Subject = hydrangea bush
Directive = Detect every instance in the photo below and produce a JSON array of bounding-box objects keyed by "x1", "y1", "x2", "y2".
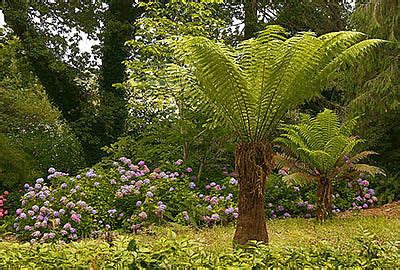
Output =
[
  {"x1": 76, "y1": 158, "x2": 240, "y2": 232},
  {"x1": 9, "y1": 157, "x2": 380, "y2": 243},
  {"x1": 265, "y1": 172, "x2": 379, "y2": 218},
  {"x1": 13, "y1": 168, "x2": 97, "y2": 243}
]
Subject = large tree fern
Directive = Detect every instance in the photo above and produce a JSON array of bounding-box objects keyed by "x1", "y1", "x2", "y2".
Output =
[{"x1": 171, "y1": 25, "x2": 383, "y2": 244}]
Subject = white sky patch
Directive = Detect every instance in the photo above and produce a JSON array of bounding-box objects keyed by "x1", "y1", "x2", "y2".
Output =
[{"x1": 0, "y1": 10, "x2": 5, "y2": 26}]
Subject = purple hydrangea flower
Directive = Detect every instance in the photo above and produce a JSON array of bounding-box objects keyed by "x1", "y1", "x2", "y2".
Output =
[
  {"x1": 284, "y1": 212, "x2": 291, "y2": 218},
  {"x1": 277, "y1": 205, "x2": 284, "y2": 211},
  {"x1": 48, "y1": 167, "x2": 56, "y2": 174},
  {"x1": 32, "y1": 231, "x2": 41, "y2": 238},
  {"x1": 225, "y1": 207, "x2": 235, "y2": 214},
  {"x1": 146, "y1": 191, "x2": 153, "y2": 198},
  {"x1": 175, "y1": 159, "x2": 183, "y2": 165},
  {"x1": 186, "y1": 167, "x2": 193, "y2": 173},
  {"x1": 211, "y1": 213, "x2": 220, "y2": 221},
  {"x1": 229, "y1": 178, "x2": 238, "y2": 185},
  {"x1": 188, "y1": 182, "x2": 196, "y2": 189},
  {"x1": 361, "y1": 180, "x2": 369, "y2": 186},
  {"x1": 138, "y1": 161, "x2": 145, "y2": 166},
  {"x1": 60, "y1": 183, "x2": 67, "y2": 189},
  {"x1": 71, "y1": 213, "x2": 81, "y2": 223},
  {"x1": 136, "y1": 201, "x2": 142, "y2": 207},
  {"x1": 138, "y1": 211, "x2": 147, "y2": 220},
  {"x1": 294, "y1": 186, "x2": 300, "y2": 192}
]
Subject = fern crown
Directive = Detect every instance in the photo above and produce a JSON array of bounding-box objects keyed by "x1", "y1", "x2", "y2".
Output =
[
  {"x1": 171, "y1": 25, "x2": 383, "y2": 142},
  {"x1": 274, "y1": 109, "x2": 385, "y2": 185}
]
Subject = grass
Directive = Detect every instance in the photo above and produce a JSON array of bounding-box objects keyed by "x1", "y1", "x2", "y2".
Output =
[
  {"x1": 133, "y1": 215, "x2": 400, "y2": 252},
  {"x1": 1, "y1": 215, "x2": 399, "y2": 268}
]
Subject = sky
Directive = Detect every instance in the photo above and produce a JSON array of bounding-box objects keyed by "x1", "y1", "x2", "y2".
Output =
[{"x1": 0, "y1": 9, "x2": 97, "y2": 53}]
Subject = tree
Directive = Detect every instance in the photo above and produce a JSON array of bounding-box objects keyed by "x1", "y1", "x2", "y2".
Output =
[
  {"x1": 119, "y1": 1, "x2": 235, "y2": 177},
  {"x1": 172, "y1": 25, "x2": 382, "y2": 244},
  {"x1": 0, "y1": 37, "x2": 84, "y2": 188},
  {"x1": 2, "y1": 1, "x2": 141, "y2": 163},
  {"x1": 343, "y1": 0, "x2": 400, "y2": 173},
  {"x1": 274, "y1": 109, "x2": 384, "y2": 220}
]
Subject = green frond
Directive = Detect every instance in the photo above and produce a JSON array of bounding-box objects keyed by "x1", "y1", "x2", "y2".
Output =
[
  {"x1": 172, "y1": 36, "x2": 254, "y2": 140},
  {"x1": 338, "y1": 116, "x2": 359, "y2": 136},
  {"x1": 282, "y1": 172, "x2": 317, "y2": 186},
  {"x1": 339, "y1": 137, "x2": 364, "y2": 158},
  {"x1": 318, "y1": 38, "x2": 384, "y2": 81},
  {"x1": 349, "y1": 151, "x2": 379, "y2": 163},
  {"x1": 351, "y1": 164, "x2": 386, "y2": 176}
]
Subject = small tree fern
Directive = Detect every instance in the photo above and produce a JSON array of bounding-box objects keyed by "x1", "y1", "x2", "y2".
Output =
[
  {"x1": 275, "y1": 109, "x2": 385, "y2": 220},
  {"x1": 171, "y1": 25, "x2": 383, "y2": 244}
]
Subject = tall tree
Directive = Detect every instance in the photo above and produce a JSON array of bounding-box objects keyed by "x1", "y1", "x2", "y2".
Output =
[
  {"x1": 2, "y1": 1, "x2": 142, "y2": 163},
  {"x1": 173, "y1": 26, "x2": 382, "y2": 244},
  {"x1": 344, "y1": 0, "x2": 400, "y2": 172}
]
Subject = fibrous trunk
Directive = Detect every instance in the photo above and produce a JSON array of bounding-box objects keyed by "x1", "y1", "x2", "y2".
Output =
[
  {"x1": 233, "y1": 141, "x2": 274, "y2": 245},
  {"x1": 315, "y1": 177, "x2": 333, "y2": 220}
]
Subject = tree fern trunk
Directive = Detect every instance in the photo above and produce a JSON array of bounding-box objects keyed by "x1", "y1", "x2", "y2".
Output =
[
  {"x1": 233, "y1": 141, "x2": 273, "y2": 245},
  {"x1": 315, "y1": 177, "x2": 333, "y2": 220}
]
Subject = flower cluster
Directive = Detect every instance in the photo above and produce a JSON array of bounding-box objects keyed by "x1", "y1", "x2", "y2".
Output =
[
  {"x1": 14, "y1": 172, "x2": 96, "y2": 243},
  {"x1": 0, "y1": 190, "x2": 10, "y2": 219},
  {"x1": 350, "y1": 178, "x2": 378, "y2": 209}
]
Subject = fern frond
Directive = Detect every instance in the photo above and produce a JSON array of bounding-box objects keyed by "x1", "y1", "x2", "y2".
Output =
[
  {"x1": 351, "y1": 164, "x2": 386, "y2": 176},
  {"x1": 172, "y1": 36, "x2": 253, "y2": 140},
  {"x1": 282, "y1": 172, "x2": 317, "y2": 186},
  {"x1": 350, "y1": 151, "x2": 379, "y2": 163}
]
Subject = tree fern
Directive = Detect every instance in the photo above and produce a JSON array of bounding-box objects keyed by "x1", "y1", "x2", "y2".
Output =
[
  {"x1": 171, "y1": 26, "x2": 383, "y2": 142},
  {"x1": 171, "y1": 25, "x2": 384, "y2": 240},
  {"x1": 275, "y1": 109, "x2": 385, "y2": 220}
]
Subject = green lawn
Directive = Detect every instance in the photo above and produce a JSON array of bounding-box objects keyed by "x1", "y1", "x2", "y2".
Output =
[{"x1": 1, "y1": 215, "x2": 399, "y2": 268}]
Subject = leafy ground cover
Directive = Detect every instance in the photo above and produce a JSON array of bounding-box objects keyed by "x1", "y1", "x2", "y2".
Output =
[{"x1": 1, "y1": 211, "x2": 399, "y2": 268}]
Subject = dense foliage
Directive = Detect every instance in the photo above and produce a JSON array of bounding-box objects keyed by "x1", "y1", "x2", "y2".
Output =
[
  {"x1": 0, "y1": 38, "x2": 84, "y2": 189},
  {"x1": 1, "y1": 228, "x2": 399, "y2": 268},
  {"x1": 0, "y1": 0, "x2": 399, "y2": 267}
]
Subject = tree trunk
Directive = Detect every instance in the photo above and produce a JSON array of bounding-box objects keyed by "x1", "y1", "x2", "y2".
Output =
[
  {"x1": 315, "y1": 177, "x2": 333, "y2": 221},
  {"x1": 244, "y1": 0, "x2": 259, "y2": 39},
  {"x1": 233, "y1": 141, "x2": 273, "y2": 245}
]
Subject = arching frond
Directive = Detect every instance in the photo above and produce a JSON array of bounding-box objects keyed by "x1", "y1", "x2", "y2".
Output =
[
  {"x1": 172, "y1": 37, "x2": 253, "y2": 140},
  {"x1": 351, "y1": 164, "x2": 386, "y2": 176},
  {"x1": 282, "y1": 172, "x2": 317, "y2": 186},
  {"x1": 350, "y1": 151, "x2": 379, "y2": 163}
]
